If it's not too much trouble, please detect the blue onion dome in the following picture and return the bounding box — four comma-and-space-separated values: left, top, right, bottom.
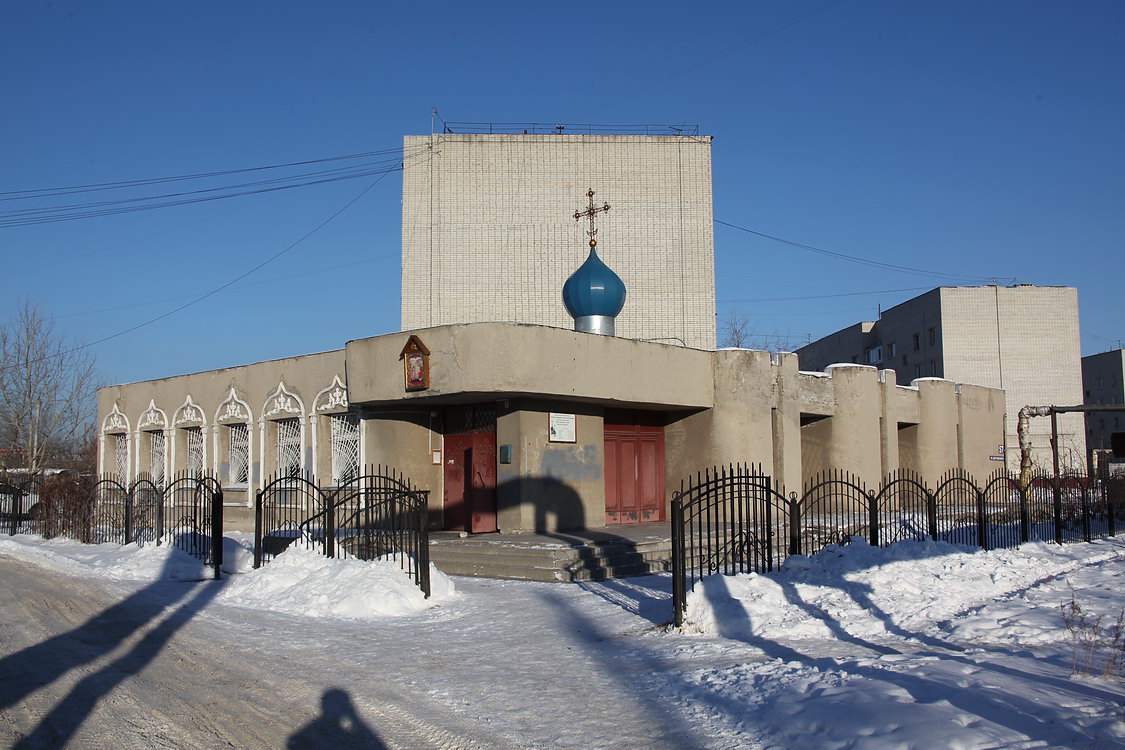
562, 244, 627, 318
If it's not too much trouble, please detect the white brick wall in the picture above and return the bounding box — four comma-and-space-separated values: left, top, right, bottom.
401, 134, 717, 349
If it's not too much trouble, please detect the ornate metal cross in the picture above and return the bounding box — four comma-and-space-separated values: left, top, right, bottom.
574, 188, 610, 247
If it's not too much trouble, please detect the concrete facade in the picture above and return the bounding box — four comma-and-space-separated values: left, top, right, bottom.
796, 285, 1085, 472
400, 133, 717, 349
99, 323, 1005, 534
1082, 349, 1125, 465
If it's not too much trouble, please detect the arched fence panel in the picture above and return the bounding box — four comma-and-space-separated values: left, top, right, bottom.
874, 471, 933, 545
933, 470, 986, 548
671, 463, 792, 627
254, 467, 431, 597
255, 472, 327, 565
799, 470, 873, 552
0, 472, 223, 577
91, 477, 130, 545
672, 465, 1121, 626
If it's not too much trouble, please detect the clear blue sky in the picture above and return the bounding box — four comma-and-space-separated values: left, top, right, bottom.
3, 1, 1122, 386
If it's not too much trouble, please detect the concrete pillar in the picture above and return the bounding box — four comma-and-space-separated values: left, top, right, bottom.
913, 379, 959, 485
824, 364, 882, 488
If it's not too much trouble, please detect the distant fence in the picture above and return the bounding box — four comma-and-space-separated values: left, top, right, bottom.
671, 465, 1124, 626
0, 471, 223, 579
255, 467, 431, 598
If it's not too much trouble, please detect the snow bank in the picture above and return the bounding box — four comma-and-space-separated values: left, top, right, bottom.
215, 543, 455, 619
0, 532, 455, 621
683, 537, 1120, 644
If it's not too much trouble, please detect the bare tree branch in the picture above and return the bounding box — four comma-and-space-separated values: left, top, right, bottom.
0, 301, 99, 473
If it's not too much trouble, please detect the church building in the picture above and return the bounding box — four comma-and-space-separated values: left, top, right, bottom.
97, 128, 1006, 535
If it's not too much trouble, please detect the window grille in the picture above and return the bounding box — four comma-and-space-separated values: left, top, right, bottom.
115, 434, 129, 483
330, 413, 360, 484
228, 423, 249, 484
185, 426, 204, 475
276, 418, 302, 477
149, 431, 165, 485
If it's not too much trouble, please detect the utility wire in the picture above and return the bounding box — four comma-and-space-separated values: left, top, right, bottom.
0, 146, 408, 200
715, 219, 1011, 283
0, 165, 404, 375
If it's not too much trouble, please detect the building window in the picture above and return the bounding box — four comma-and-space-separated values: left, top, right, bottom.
276, 418, 302, 478
330, 413, 360, 485
888, 343, 897, 357
227, 423, 249, 485
930, 360, 937, 375
928, 327, 936, 345
115, 434, 129, 483
149, 431, 165, 485
184, 426, 204, 475
914, 364, 921, 377
866, 346, 883, 365
913, 333, 920, 351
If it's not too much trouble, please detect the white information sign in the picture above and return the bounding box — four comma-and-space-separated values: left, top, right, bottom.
548, 413, 576, 443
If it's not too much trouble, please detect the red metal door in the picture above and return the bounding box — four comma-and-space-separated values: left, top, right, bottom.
443, 406, 498, 534
604, 410, 666, 524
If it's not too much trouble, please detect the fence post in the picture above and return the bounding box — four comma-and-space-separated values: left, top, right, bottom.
1108, 479, 1117, 537
156, 483, 165, 547
418, 490, 431, 598
211, 489, 223, 580
1053, 478, 1063, 545
671, 496, 684, 628
9, 490, 21, 536
1018, 478, 1030, 543
253, 490, 263, 569
326, 491, 336, 559
976, 485, 988, 551
868, 489, 879, 547
1081, 482, 1091, 543
124, 482, 134, 545
926, 485, 938, 540
788, 491, 801, 556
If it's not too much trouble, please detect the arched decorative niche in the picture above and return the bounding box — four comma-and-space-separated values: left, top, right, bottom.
215, 387, 253, 424
313, 375, 349, 415
137, 400, 167, 431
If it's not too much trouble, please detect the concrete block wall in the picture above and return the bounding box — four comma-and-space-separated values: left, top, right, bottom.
401, 134, 717, 349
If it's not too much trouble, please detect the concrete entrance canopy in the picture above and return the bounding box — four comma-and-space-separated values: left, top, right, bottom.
344, 322, 714, 411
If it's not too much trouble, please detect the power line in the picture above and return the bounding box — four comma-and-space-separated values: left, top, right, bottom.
715, 219, 1012, 283
0, 150, 429, 228
0, 146, 409, 200
718, 286, 935, 303
0, 166, 403, 375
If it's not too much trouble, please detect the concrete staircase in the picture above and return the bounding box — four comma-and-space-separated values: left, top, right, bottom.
428, 527, 673, 583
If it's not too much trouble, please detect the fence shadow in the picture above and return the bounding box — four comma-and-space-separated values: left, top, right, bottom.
287, 688, 387, 749
0, 536, 227, 748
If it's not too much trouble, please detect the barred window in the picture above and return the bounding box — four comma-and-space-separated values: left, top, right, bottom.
330, 413, 360, 484
185, 426, 204, 475
149, 431, 165, 485
276, 418, 302, 478
228, 423, 249, 485
115, 434, 129, 483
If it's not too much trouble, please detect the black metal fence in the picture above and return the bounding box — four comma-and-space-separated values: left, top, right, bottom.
255, 466, 431, 597
0, 471, 224, 578
671, 465, 1123, 626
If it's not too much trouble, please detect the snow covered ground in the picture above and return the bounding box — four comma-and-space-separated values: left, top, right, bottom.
1, 532, 1123, 748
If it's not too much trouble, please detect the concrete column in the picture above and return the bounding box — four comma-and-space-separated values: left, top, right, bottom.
824, 364, 883, 488
771, 353, 803, 490
878, 369, 901, 477
913, 379, 959, 485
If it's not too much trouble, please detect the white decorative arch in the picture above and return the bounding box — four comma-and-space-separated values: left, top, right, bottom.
262, 382, 304, 420
215, 387, 253, 424
173, 395, 206, 427
137, 399, 168, 431
102, 404, 130, 433
313, 375, 349, 415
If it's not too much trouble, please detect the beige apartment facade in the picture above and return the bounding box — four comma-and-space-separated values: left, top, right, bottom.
796, 285, 1085, 472
400, 132, 717, 349
99, 322, 1004, 534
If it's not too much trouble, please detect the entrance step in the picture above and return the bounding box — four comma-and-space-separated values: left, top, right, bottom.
428, 525, 673, 583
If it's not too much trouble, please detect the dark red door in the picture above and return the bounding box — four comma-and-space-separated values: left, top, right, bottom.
443, 406, 498, 534
604, 410, 666, 524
